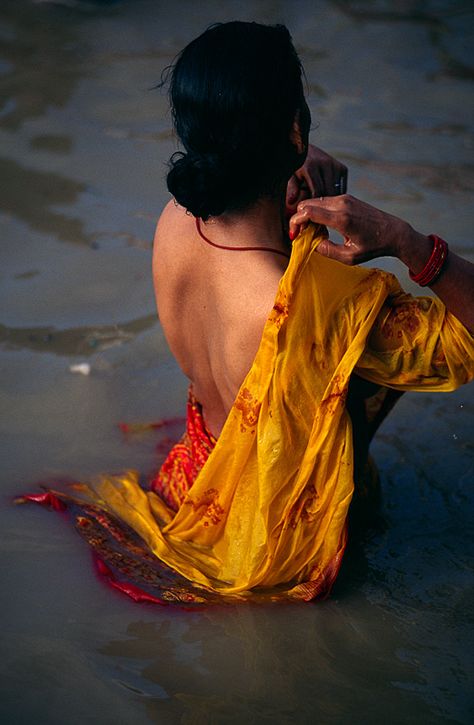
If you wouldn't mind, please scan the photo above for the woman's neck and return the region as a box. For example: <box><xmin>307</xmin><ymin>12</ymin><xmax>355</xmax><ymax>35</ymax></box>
<box><xmin>200</xmin><ymin>196</ymin><xmax>290</xmax><ymax>254</ymax></box>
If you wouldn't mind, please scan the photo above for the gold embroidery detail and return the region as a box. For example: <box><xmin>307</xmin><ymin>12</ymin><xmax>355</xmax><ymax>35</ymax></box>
<box><xmin>268</xmin><ymin>292</ymin><xmax>290</xmax><ymax>329</ymax></box>
<box><xmin>381</xmin><ymin>301</ymin><xmax>421</xmax><ymax>340</ymax></box>
<box><xmin>234</xmin><ymin>387</ymin><xmax>261</xmax><ymax>432</ymax></box>
<box><xmin>287</xmin><ymin>485</ymin><xmax>319</xmax><ymax>529</ymax></box>
<box><xmin>184</xmin><ymin>488</ymin><xmax>225</xmax><ymax>527</ymax></box>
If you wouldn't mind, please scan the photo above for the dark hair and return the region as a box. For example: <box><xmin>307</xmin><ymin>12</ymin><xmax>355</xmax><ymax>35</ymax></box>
<box><xmin>165</xmin><ymin>22</ymin><xmax>310</xmax><ymax>220</ymax></box>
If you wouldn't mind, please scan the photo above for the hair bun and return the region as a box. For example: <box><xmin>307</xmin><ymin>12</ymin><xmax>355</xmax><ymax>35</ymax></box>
<box><xmin>167</xmin><ymin>151</ymin><xmax>230</xmax><ymax>220</ymax></box>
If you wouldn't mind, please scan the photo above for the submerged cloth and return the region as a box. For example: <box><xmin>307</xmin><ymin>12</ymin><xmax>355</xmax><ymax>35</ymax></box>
<box><xmin>20</xmin><ymin>224</ymin><xmax>474</xmax><ymax>605</ymax></box>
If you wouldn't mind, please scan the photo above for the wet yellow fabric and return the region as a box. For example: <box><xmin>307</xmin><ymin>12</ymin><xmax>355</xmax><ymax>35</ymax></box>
<box><xmin>91</xmin><ymin>224</ymin><xmax>474</xmax><ymax>600</ymax></box>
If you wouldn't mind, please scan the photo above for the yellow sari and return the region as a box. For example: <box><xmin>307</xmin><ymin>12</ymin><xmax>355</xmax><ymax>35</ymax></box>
<box><xmin>20</xmin><ymin>224</ymin><xmax>473</xmax><ymax>604</ymax></box>
<box><xmin>77</xmin><ymin>224</ymin><xmax>473</xmax><ymax>601</ymax></box>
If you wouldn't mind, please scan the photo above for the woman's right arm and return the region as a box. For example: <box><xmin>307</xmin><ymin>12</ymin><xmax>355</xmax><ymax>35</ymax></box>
<box><xmin>289</xmin><ymin>195</ymin><xmax>474</xmax><ymax>333</ymax></box>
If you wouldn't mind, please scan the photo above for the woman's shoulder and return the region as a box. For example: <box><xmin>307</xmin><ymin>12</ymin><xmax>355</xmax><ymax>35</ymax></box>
<box><xmin>153</xmin><ymin>199</ymin><xmax>196</xmax><ymax>277</ymax></box>
<box><xmin>154</xmin><ymin>199</ymin><xmax>192</xmax><ymax>246</ymax></box>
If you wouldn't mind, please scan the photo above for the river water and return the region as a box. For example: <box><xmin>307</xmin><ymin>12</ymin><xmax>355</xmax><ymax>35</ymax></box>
<box><xmin>1</xmin><ymin>1</ymin><xmax>473</xmax><ymax>723</ymax></box>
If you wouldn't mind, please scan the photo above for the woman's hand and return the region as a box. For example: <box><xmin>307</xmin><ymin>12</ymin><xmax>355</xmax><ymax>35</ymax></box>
<box><xmin>289</xmin><ymin>194</ymin><xmax>413</xmax><ymax>262</ymax></box>
<box><xmin>286</xmin><ymin>145</ymin><xmax>348</xmax><ymax>216</ymax></box>
<box><xmin>289</xmin><ymin>194</ymin><xmax>474</xmax><ymax>332</ymax></box>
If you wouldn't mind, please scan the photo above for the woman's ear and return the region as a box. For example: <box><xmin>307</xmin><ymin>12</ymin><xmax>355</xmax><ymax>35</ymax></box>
<box><xmin>290</xmin><ymin>110</ymin><xmax>307</xmax><ymax>155</ymax></box>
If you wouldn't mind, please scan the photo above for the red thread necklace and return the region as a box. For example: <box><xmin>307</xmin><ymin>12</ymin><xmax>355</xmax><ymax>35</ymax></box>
<box><xmin>195</xmin><ymin>217</ymin><xmax>290</xmax><ymax>260</ymax></box>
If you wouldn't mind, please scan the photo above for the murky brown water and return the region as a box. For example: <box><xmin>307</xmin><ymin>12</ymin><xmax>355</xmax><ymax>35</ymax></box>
<box><xmin>1</xmin><ymin>1</ymin><xmax>473</xmax><ymax>723</ymax></box>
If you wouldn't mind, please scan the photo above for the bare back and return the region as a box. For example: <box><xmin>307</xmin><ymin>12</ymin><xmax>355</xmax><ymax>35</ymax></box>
<box><xmin>152</xmin><ymin>201</ymin><xmax>289</xmax><ymax>436</ymax></box>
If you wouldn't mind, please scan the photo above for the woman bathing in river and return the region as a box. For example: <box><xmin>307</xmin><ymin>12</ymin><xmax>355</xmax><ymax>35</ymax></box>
<box><xmin>21</xmin><ymin>21</ymin><xmax>474</xmax><ymax>604</ymax></box>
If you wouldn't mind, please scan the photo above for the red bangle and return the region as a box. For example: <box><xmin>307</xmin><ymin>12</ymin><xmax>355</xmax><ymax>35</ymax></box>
<box><xmin>409</xmin><ymin>234</ymin><xmax>449</xmax><ymax>287</ymax></box>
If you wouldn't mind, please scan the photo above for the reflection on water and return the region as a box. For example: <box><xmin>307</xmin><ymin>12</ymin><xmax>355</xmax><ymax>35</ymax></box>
<box><xmin>29</xmin><ymin>134</ymin><xmax>73</xmax><ymax>153</ymax></box>
<box><xmin>368</xmin><ymin>120</ymin><xmax>470</xmax><ymax>136</ymax></box>
<box><xmin>1</xmin><ymin>1</ymin><xmax>473</xmax><ymax>723</ymax></box>
<box><xmin>97</xmin><ymin>601</ymin><xmax>453</xmax><ymax>724</ymax></box>
<box><xmin>346</xmin><ymin>155</ymin><xmax>474</xmax><ymax>195</ymax></box>
<box><xmin>335</xmin><ymin>0</ymin><xmax>474</xmax><ymax>81</ymax></box>
<box><xmin>335</xmin><ymin>0</ymin><xmax>446</xmax><ymax>25</ymax></box>
<box><xmin>0</xmin><ymin>0</ymin><xmax>89</xmax><ymax>131</ymax></box>
<box><xmin>0</xmin><ymin>158</ymin><xmax>93</xmax><ymax>246</ymax></box>
<box><xmin>0</xmin><ymin>313</ymin><xmax>157</xmax><ymax>355</ymax></box>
